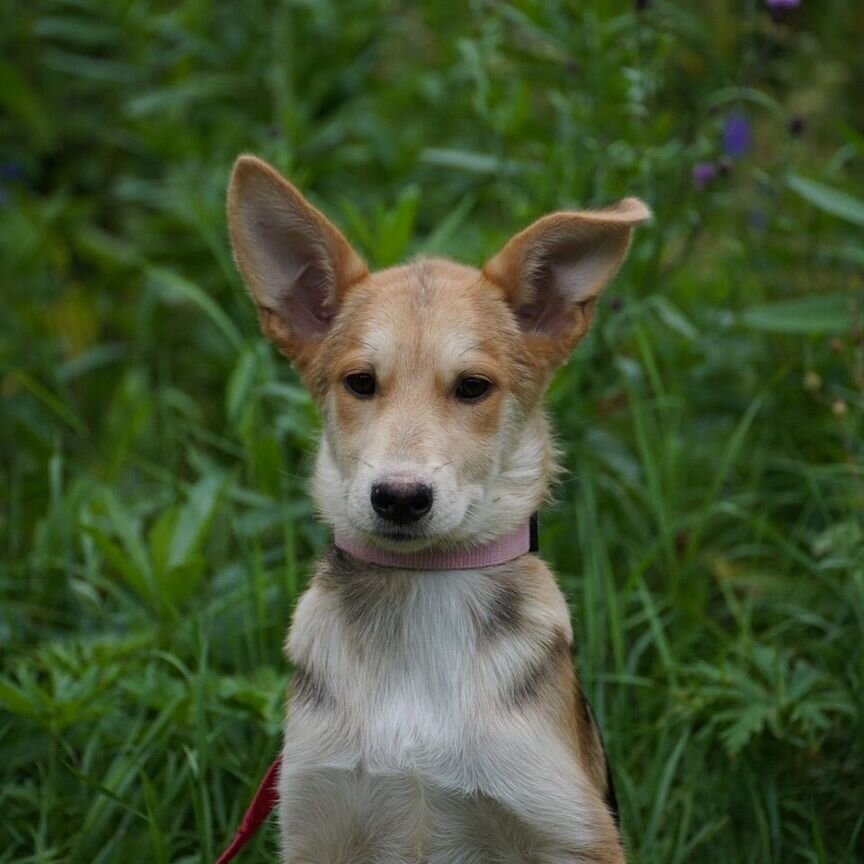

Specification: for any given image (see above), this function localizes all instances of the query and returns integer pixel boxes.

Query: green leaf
[719,703,770,755]
[419,147,523,176]
[418,194,476,257]
[788,175,864,227]
[822,244,864,268]
[168,474,225,571]
[651,296,698,341]
[0,679,38,718]
[146,266,243,351]
[226,345,259,427]
[84,525,153,604]
[0,61,54,146]
[708,86,785,116]
[740,293,857,334]
[148,506,178,582]
[7,371,86,435]
[160,560,205,608]
[376,185,420,266]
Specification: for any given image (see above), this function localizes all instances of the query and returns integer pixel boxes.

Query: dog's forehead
[344,259,513,367]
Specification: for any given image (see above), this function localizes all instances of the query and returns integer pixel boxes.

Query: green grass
[1,1,863,862]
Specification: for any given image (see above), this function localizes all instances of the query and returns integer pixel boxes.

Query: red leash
[215,758,281,864]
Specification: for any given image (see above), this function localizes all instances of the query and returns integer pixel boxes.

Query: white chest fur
[278,557,618,864]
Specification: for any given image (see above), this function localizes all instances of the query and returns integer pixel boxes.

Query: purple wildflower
[723,113,752,160]
[693,162,718,191]
[766,0,800,22]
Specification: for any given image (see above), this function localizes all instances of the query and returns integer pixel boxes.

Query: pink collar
[334,518,535,570]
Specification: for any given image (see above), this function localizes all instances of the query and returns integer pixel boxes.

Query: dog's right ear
[483,199,650,370]
[227,155,368,368]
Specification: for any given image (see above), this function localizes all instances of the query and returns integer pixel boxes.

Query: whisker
[345,454,375,470]
[347,335,376,352]
[458,336,498,358]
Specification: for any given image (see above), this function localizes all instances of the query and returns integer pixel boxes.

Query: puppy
[227,155,649,864]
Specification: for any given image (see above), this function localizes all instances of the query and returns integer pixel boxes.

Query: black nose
[371,481,433,525]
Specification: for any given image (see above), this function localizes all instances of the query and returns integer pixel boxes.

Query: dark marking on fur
[480,579,524,640]
[319,547,406,643]
[507,627,570,707]
[605,753,620,828]
[529,512,539,552]
[580,688,593,728]
[319,546,356,586]
[324,547,379,626]
[291,664,332,710]
[582,695,621,828]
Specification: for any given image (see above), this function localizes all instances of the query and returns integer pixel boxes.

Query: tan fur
[227,155,650,863]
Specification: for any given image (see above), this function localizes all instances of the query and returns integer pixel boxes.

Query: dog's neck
[334,516,537,570]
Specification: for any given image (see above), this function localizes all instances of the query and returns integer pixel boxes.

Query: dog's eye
[454,376,493,402]
[344,372,377,398]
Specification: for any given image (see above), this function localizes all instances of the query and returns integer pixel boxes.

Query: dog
[227,155,650,864]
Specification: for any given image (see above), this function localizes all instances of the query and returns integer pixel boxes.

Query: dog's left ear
[227,155,368,369]
[483,198,651,367]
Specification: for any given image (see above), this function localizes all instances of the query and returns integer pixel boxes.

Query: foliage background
[1,0,863,862]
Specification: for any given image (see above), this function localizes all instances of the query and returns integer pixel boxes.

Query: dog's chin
[365,528,440,553]
[350,521,461,554]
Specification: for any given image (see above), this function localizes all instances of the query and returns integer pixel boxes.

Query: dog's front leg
[277,731,425,864]
[476,729,626,864]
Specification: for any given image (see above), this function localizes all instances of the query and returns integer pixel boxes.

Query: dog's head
[228,156,649,552]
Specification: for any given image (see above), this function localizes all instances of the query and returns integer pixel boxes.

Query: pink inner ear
[516,288,575,340]
[278,262,336,339]
[246,207,338,344]
[514,230,624,340]
[516,253,593,340]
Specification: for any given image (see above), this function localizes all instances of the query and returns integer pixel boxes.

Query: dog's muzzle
[370,480,434,525]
